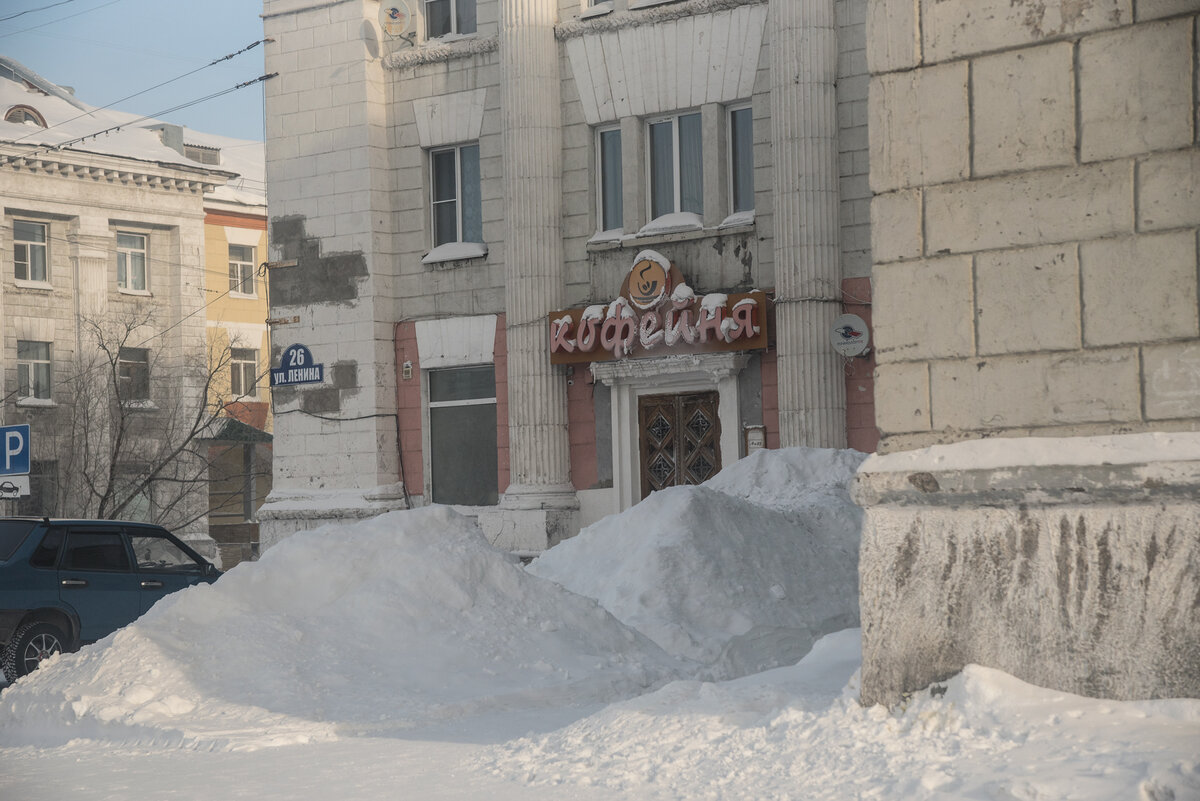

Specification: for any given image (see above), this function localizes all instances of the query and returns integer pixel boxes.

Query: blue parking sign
[1,424,30,476]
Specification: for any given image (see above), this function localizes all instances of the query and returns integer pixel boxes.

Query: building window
[17,340,51,401]
[648,111,703,220]
[230,348,258,398]
[430,144,482,247]
[729,105,754,214]
[5,105,46,127]
[228,245,255,296]
[428,365,497,506]
[597,127,623,232]
[117,232,148,291]
[425,0,475,38]
[118,347,150,401]
[14,220,48,282]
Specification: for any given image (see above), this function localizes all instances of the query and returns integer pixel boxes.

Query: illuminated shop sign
[548,250,769,365]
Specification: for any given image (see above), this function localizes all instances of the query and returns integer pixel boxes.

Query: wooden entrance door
[638,391,721,499]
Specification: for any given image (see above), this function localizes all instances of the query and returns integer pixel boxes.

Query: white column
[770,0,847,448]
[496,0,578,542]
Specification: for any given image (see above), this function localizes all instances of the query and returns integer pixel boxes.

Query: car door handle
[61,579,88,587]
[140,580,164,589]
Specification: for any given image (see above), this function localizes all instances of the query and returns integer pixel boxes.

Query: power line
[0,0,123,39]
[6,40,272,145]
[2,73,277,163]
[0,0,80,23]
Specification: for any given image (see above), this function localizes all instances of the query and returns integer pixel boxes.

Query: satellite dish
[831,313,870,357]
[379,1,413,38]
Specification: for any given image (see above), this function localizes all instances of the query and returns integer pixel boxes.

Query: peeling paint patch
[269,215,369,307]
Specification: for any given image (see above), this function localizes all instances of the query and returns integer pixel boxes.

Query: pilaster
[770,0,847,448]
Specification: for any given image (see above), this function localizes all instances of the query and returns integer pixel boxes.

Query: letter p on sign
[1,424,30,476]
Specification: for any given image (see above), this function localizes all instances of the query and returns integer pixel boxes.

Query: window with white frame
[729,105,754,214]
[425,0,475,38]
[228,244,255,296]
[14,220,48,282]
[230,348,258,398]
[430,143,482,247]
[117,232,148,291]
[648,111,703,220]
[17,340,51,400]
[597,126,623,232]
[428,365,497,506]
[118,347,150,401]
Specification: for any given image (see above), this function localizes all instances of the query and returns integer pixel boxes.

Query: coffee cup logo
[629,258,669,310]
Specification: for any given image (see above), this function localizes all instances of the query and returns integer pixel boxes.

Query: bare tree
[13,308,246,534]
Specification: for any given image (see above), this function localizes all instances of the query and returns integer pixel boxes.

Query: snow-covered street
[2,449,1197,800]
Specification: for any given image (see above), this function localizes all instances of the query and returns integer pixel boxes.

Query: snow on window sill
[121,399,158,411]
[425,32,478,45]
[629,0,681,9]
[635,212,703,237]
[118,287,152,297]
[16,397,56,408]
[422,242,488,265]
[720,210,755,228]
[588,228,624,245]
[581,1,613,18]
[14,278,53,291]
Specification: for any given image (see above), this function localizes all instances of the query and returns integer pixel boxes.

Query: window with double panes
[425,0,475,38]
[118,347,150,401]
[16,340,51,400]
[430,144,482,247]
[117,232,147,291]
[14,220,48,282]
[231,348,258,398]
[597,127,623,232]
[428,365,497,506]
[228,245,255,296]
[648,112,703,220]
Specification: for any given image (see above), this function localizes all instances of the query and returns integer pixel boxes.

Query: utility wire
[3,73,277,163]
[0,0,80,23]
[6,38,271,144]
[0,0,122,38]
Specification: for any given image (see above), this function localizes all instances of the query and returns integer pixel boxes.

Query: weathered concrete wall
[856,441,1200,704]
[861,1,1200,705]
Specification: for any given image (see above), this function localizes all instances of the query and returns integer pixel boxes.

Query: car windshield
[0,520,39,561]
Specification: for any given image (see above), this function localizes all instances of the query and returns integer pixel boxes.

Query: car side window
[29,528,64,568]
[61,531,132,572]
[129,533,202,573]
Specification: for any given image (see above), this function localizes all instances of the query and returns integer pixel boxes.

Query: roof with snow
[0,56,264,210]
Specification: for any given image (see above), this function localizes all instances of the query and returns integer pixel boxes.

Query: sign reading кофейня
[548,250,769,366]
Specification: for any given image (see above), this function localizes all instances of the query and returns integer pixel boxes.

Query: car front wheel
[2,621,67,680]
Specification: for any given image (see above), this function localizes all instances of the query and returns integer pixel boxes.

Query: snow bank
[528,447,866,677]
[0,507,685,750]
[482,628,1200,801]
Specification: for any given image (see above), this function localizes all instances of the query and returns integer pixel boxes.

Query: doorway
[638,391,721,499]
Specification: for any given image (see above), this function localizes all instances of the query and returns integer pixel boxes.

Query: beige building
[0,57,268,561]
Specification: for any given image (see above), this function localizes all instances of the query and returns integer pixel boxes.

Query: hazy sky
[1,0,267,142]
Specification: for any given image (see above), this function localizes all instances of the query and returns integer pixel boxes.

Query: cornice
[555,0,766,41]
[0,148,229,195]
[383,35,500,70]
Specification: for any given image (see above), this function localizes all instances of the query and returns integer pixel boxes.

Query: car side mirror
[205,563,219,577]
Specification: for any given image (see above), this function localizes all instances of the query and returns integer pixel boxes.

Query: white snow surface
[1,447,1197,800]
[528,447,866,675]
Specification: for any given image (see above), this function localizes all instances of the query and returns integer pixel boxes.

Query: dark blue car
[0,518,220,680]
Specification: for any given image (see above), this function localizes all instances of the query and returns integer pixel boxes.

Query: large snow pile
[529,447,866,678]
[0,507,685,751]
[482,628,1200,800]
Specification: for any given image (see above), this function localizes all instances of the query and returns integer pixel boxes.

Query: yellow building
[195,134,271,568]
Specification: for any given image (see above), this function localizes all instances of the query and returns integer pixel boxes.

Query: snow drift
[529,447,867,677]
[0,506,686,750]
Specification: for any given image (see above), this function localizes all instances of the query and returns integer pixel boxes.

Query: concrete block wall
[867,1,1200,453]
